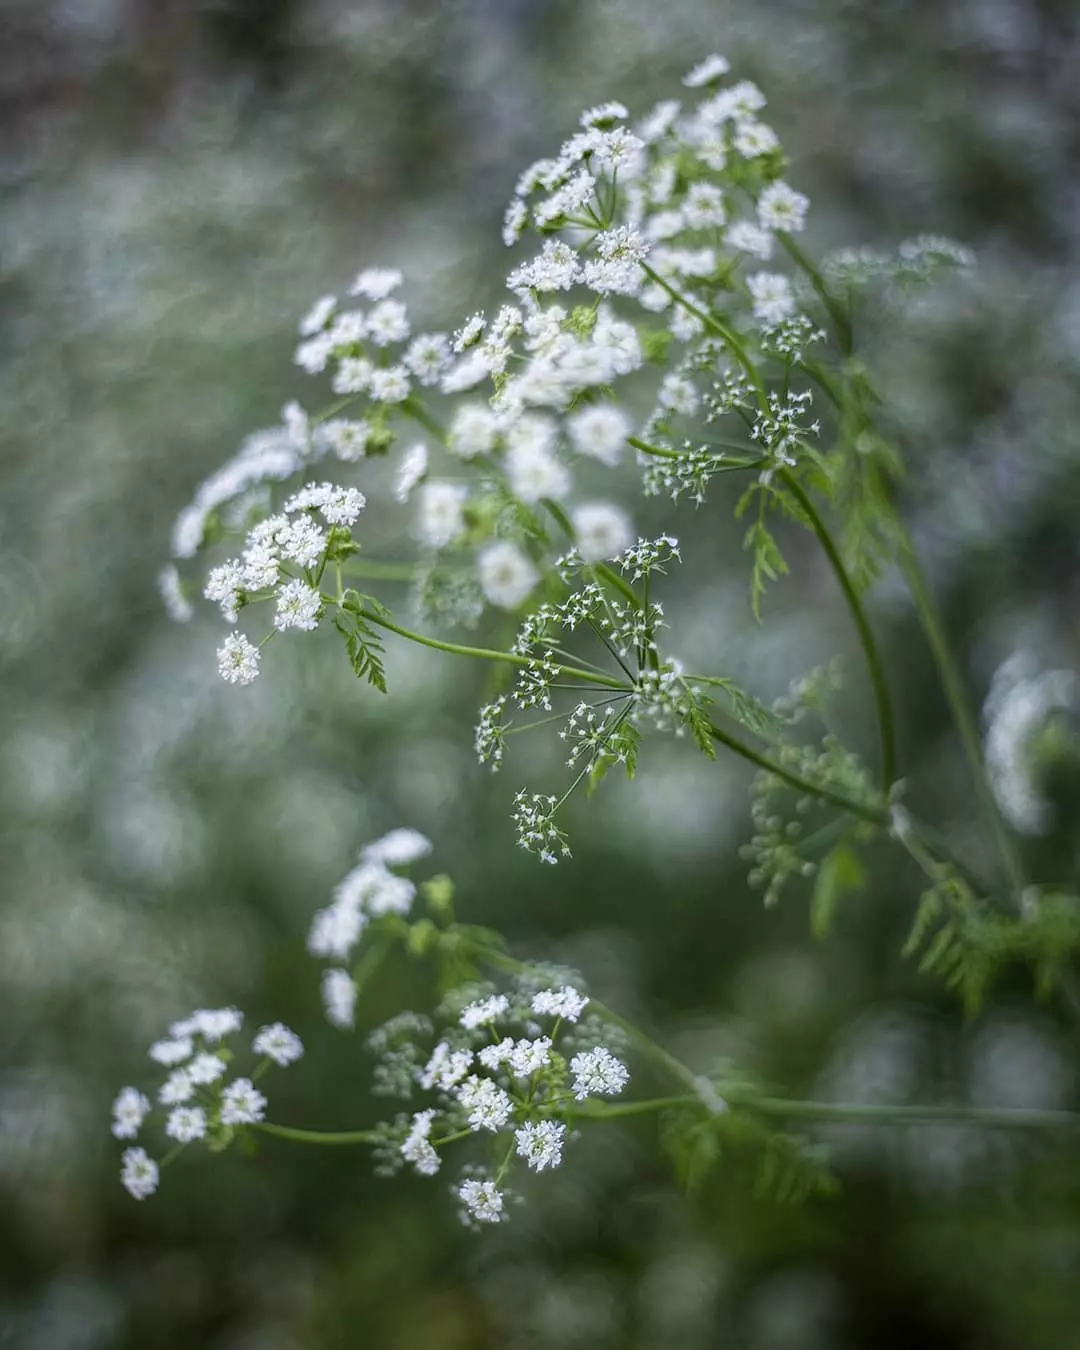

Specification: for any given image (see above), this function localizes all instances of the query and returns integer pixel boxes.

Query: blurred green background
[3,1,1080,1346]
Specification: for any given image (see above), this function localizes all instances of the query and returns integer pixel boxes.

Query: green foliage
[737,506,789,619]
[662,1102,837,1206]
[335,590,389,693]
[708,677,786,741]
[811,841,866,938]
[903,879,1080,1014]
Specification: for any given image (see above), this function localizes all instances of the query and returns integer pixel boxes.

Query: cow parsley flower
[418,482,468,550]
[478,542,539,610]
[420,1042,475,1092]
[460,994,510,1030]
[757,181,809,233]
[457,1177,504,1224]
[217,632,261,686]
[531,986,589,1022]
[159,1069,195,1105]
[220,1078,267,1125]
[165,1106,207,1144]
[322,968,358,1029]
[683,53,731,87]
[188,1053,227,1085]
[572,502,634,563]
[274,581,323,633]
[253,1023,304,1067]
[349,267,403,300]
[121,1147,159,1200]
[366,299,410,346]
[369,366,411,404]
[569,1047,630,1100]
[158,565,193,623]
[148,1037,193,1067]
[747,271,795,324]
[515,1120,566,1171]
[299,294,336,336]
[111,1087,151,1140]
[362,828,433,867]
[401,1109,441,1176]
[456,1075,514,1132]
[567,404,630,467]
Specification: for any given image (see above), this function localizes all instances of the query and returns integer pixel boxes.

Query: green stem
[707,719,887,827]
[358,610,630,692]
[403,397,446,444]
[894,533,1025,899]
[728,1094,1080,1131]
[640,264,767,403]
[780,470,896,788]
[254,1123,379,1145]
[777,233,853,354]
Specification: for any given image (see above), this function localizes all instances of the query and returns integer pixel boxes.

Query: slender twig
[358,609,631,692]
[780,470,896,788]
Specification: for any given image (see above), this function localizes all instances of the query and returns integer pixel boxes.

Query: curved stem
[894,534,1025,899]
[640,265,767,403]
[359,609,630,692]
[707,718,887,826]
[254,1123,379,1146]
[777,233,853,355]
[780,470,897,789]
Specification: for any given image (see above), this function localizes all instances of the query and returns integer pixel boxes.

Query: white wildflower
[318,418,373,462]
[514,1120,566,1171]
[299,294,336,336]
[683,53,731,87]
[148,1037,193,1067]
[321,969,358,1029]
[349,267,403,301]
[159,1069,195,1105]
[332,356,376,395]
[658,373,701,417]
[158,565,193,623]
[572,502,634,563]
[455,1075,514,1132]
[457,1177,504,1224]
[448,404,500,459]
[420,1042,475,1092]
[567,404,630,467]
[570,1046,630,1100]
[727,221,774,259]
[273,580,322,634]
[507,1036,552,1078]
[252,1023,304,1067]
[165,1106,207,1144]
[369,366,411,404]
[460,994,510,1030]
[757,181,809,233]
[362,827,432,867]
[394,442,429,502]
[418,482,468,550]
[220,1077,267,1125]
[217,632,260,686]
[747,271,795,324]
[531,986,589,1022]
[405,333,451,385]
[120,1147,159,1200]
[366,299,411,346]
[478,542,539,610]
[111,1087,151,1140]
[188,1053,227,1085]
[401,1109,441,1176]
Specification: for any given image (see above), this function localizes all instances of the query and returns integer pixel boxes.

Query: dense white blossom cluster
[363,963,629,1228]
[111,1007,302,1199]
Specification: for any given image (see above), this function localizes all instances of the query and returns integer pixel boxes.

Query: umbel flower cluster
[112,828,638,1227]
[145,56,1080,1215]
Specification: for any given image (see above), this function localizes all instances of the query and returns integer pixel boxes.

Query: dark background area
[2,1,1080,1346]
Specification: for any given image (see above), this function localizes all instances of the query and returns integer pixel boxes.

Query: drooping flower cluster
[309,826,433,1028]
[111,1007,303,1199]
